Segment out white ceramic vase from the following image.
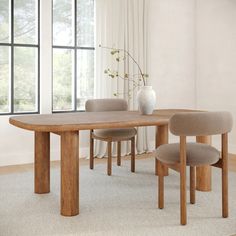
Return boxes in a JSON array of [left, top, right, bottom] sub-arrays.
[[137, 86, 156, 115]]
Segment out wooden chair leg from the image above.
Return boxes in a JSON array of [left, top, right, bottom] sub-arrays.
[[117, 141, 121, 166], [190, 166, 196, 204], [222, 164, 228, 218], [107, 141, 112, 176], [180, 136, 187, 225], [158, 162, 164, 209], [89, 131, 94, 169], [131, 137, 135, 172], [180, 165, 187, 225], [222, 133, 228, 218]]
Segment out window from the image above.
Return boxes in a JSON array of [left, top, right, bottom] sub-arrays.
[[52, 0, 95, 112], [0, 0, 39, 114]]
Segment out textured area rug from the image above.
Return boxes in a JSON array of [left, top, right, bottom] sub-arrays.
[[0, 158, 236, 236]]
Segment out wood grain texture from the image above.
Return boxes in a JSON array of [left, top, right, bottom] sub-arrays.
[[89, 130, 94, 169], [61, 131, 79, 216], [155, 125, 169, 176], [10, 108, 214, 218], [190, 166, 196, 204], [180, 136, 187, 225], [117, 141, 121, 166], [9, 109, 197, 132], [107, 141, 112, 176], [34, 132, 50, 194], [222, 133, 228, 218], [158, 174, 164, 209], [131, 137, 135, 172], [196, 136, 212, 191]]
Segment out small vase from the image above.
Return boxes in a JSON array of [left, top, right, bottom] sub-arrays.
[[137, 86, 156, 115]]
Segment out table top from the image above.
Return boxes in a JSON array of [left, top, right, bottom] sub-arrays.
[[9, 109, 196, 132]]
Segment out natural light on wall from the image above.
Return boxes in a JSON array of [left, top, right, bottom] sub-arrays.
[[52, 0, 95, 112]]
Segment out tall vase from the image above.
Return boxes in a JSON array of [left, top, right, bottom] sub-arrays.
[[137, 86, 156, 115]]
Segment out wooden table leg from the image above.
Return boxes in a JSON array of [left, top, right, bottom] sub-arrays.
[[155, 125, 169, 176], [35, 132, 50, 194], [196, 136, 212, 192], [61, 131, 79, 216]]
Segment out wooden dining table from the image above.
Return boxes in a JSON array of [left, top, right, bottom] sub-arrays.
[[9, 109, 212, 217]]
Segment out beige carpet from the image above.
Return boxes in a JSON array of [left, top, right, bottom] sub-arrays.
[[0, 158, 236, 236]]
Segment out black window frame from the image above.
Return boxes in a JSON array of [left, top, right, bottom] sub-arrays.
[[52, 0, 95, 113], [0, 0, 40, 115]]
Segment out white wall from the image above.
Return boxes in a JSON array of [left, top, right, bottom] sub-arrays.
[[148, 0, 196, 145], [148, 0, 196, 109], [196, 0, 236, 151]]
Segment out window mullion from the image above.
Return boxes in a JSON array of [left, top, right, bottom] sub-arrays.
[[74, 0, 77, 111], [37, 0, 40, 113], [11, 0, 14, 113]]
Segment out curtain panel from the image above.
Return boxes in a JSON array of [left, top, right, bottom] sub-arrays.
[[95, 0, 155, 157]]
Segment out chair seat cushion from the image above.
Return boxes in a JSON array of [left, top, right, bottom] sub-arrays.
[[155, 143, 220, 166], [94, 128, 137, 140]]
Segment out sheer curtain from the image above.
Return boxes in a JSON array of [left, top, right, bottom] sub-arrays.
[[94, 0, 154, 157]]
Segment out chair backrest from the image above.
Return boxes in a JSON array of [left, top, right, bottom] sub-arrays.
[[170, 111, 233, 136], [85, 98, 128, 112]]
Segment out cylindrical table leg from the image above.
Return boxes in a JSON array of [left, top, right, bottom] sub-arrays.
[[155, 125, 169, 176], [61, 131, 79, 216], [35, 132, 50, 194], [196, 136, 212, 192]]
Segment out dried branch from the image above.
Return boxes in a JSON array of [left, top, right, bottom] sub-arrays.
[[99, 45, 147, 86]]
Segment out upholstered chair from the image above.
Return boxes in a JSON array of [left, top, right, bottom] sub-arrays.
[[85, 98, 137, 176], [154, 111, 233, 225]]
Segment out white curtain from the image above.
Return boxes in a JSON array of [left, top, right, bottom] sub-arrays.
[[95, 0, 154, 157]]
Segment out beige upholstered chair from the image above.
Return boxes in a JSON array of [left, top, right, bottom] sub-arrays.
[[85, 98, 137, 176], [154, 111, 233, 225]]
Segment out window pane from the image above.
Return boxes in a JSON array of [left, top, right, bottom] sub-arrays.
[[14, 47, 38, 112], [77, 49, 94, 110], [53, 0, 74, 46], [0, 46, 10, 113], [14, 0, 38, 44], [77, 0, 94, 47], [53, 49, 74, 111], [0, 0, 10, 43]]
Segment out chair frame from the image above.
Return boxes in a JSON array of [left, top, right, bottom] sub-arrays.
[[158, 133, 228, 225], [89, 129, 136, 176]]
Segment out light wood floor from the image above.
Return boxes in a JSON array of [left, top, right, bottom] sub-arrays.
[[1, 153, 236, 175]]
